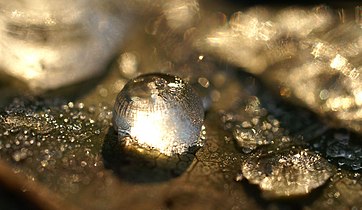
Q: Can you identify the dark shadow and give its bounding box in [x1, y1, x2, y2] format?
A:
[307, 128, 362, 173]
[0, 179, 44, 210]
[102, 127, 196, 183]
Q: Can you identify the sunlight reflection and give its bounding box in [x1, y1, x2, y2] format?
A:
[163, 0, 199, 31]
[196, 5, 362, 133]
[0, 0, 129, 91]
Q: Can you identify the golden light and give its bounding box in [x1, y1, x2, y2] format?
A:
[330, 54, 348, 70]
[130, 110, 167, 152]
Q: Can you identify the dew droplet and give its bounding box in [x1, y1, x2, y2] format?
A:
[112, 73, 204, 156]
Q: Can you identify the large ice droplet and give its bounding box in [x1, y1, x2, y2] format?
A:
[113, 73, 204, 156]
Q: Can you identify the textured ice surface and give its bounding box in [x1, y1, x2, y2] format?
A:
[223, 94, 335, 197]
[310, 129, 362, 171]
[198, 5, 362, 134]
[242, 145, 334, 197]
[222, 96, 286, 152]
[263, 22, 362, 134]
[113, 73, 204, 156]
[198, 6, 335, 74]
[0, 98, 111, 196]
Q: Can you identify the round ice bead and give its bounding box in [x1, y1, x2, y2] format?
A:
[112, 73, 204, 156]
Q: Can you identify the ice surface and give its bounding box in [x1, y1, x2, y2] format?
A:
[0, 0, 130, 91]
[198, 5, 362, 134]
[113, 73, 204, 156]
[0, 2, 361, 209]
[242, 145, 334, 197]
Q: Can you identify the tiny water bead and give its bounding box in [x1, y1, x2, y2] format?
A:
[112, 73, 205, 156]
[0, 98, 108, 195]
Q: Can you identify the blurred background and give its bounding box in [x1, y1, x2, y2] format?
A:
[0, 0, 361, 209]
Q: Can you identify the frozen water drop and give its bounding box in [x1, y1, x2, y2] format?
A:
[242, 145, 334, 198]
[112, 73, 204, 156]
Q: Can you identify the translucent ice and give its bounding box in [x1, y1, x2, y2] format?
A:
[0, 0, 130, 91]
[197, 5, 362, 134]
[113, 73, 204, 156]
[242, 145, 334, 197]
